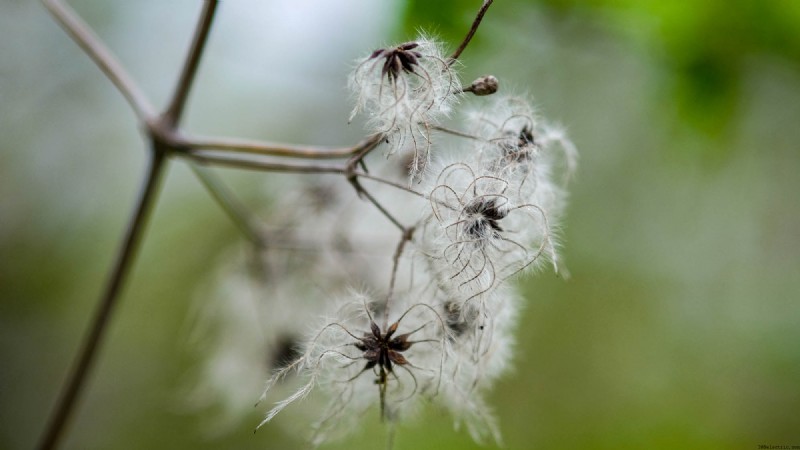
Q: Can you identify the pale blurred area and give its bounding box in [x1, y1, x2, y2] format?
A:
[2, 0, 799, 449]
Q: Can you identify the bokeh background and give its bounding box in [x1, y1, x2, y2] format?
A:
[2, 0, 800, 449]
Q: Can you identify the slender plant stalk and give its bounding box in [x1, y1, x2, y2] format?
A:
[36, 152, 168, 450]
[184, 151, 349, 174]
[183, 134, 383, 159]
[430, 124, 484, 141]
[448, 0, 494, 63]
[384, 227, 415, 329]
[162, 0, 219, 127]
[41, 0, 155, 119]
[354, 172, 426, 198]
[189, 163, 265, 247]
[356, 188, 407, 233]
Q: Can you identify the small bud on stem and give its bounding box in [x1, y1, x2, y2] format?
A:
[462, 75, 499, 96]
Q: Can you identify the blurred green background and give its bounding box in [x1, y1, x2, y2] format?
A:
[2, 0, 799, 449]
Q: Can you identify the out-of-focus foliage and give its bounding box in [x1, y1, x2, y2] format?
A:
[405, 0, 800, 159]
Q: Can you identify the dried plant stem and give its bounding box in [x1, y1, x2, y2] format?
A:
[41, 0, 383, 162]
[189, 163, 266, 248]
[448, 0, 494, 63]
[184, 151, 349, 174]
[430, 124, 484, 141]
[162, 0, 219, 126]
[187, 151, 412, 242]
[42, 0, 155, 119]
[384, 227, 415, 329]
[36, 152, 168, 450]
[186, 152, 424, 202]
[357, 188, 407, 233]
[184, 134, 383, 159]
[355, 172, 426, 198]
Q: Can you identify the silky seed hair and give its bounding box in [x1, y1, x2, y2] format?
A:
[348, 35, 461, 181]
[420, 156, 558, 304]
[257, 292, 449, 444]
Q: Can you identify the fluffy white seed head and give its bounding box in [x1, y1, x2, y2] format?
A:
[468, 95, 577, 215]
[185, 246, 321, 434]
[420, 157, 559, 304]
[349, 35, 461, 180]
[187, 178, 414, 433]
[257, 292, 448, 444]
[436, 285, 523, 445]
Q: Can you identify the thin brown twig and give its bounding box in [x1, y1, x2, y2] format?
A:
[353, 171, 426, 198]
[188, 163, 266, 247]
[162, 0, 219, 126]
[186, 151, 426, 227]
[357, 188, 407, 233]
[339, 134, 410, 233]
[347, 134, 384, 168]
[36, 152, 168, 450]
[185, 152, 428, 203]
[342, 133, 383, 188]
[182, 133, 383, 160]
[448, 0, 494, 64]
[42, 0, 156, 120]
[430, 124, 485, 141]
[384, 227, 415, 329]
[192, 151, 428, 238]
[183, 151, 348, 174]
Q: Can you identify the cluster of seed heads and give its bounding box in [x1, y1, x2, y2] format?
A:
[195, 16, 575, 450]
